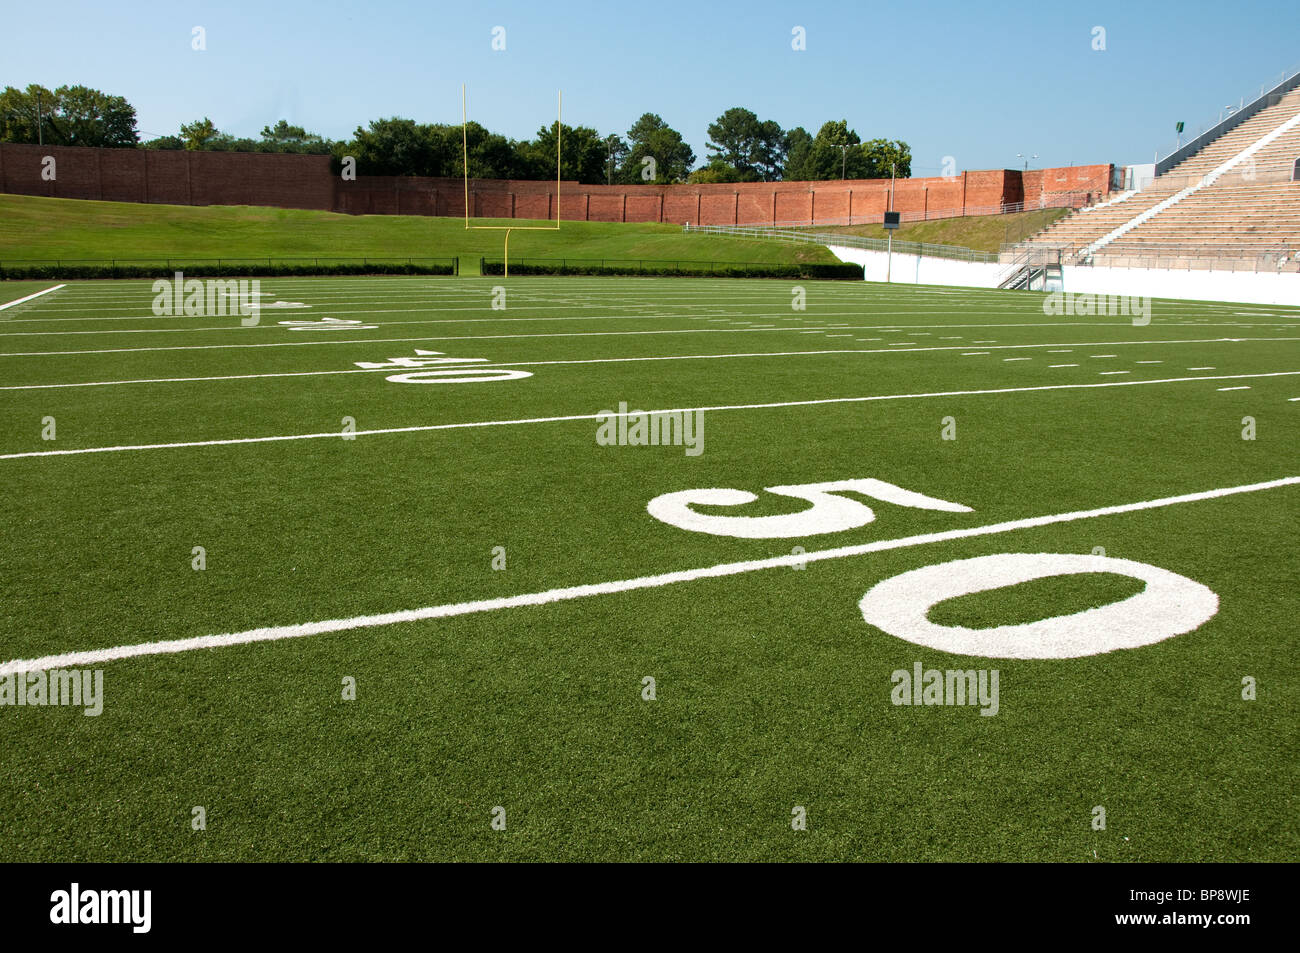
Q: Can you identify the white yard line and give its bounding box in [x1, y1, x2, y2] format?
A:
[5, 315, 1293, 338]
[2, 474, 1295, 676]
[3, 371, 1298, 461]
[0, 284, 65, 311]
[5, 337, 1289, 389]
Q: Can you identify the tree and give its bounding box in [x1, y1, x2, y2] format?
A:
[604, 134, 628, 185]
[687, 158, 745, 184]
[520, 122, 609, 184]
[258, 119, 329, 153]
[782, 126, 814, 181]
[462, 121, 525, 179]
[344, 118, 441, 175]
[860, 138, 911, 179]
[779, 120, 913, 180]
[0, 85, 47, 143]
[619, 113, 694, 184]
[180, 117, 220, 151]
[0, 84, 138, 147]
[705, 107, 785, 181]
[142, 135, 184, 150]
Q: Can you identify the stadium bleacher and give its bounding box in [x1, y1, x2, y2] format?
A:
[1015, 80, 1300, 272]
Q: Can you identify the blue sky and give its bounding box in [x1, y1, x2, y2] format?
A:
[4, 0, 1296, 174]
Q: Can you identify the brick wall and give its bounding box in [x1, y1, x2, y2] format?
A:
[0, 143, 335, 210]
[0, 143, 1110, 226]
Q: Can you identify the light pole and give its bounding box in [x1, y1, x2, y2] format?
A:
[36, 90, 42, 147]
[840, 143, 847, 180]
[1016, 152, 1038, 171]
[886, 162, 896, 283]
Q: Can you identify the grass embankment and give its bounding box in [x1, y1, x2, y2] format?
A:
[0, 194, 837, 274]
[804, 207, 1070, 252]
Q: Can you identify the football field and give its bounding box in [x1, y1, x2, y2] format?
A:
[1, 275, 1297, 861]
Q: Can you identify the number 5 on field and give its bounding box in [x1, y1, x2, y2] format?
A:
[646, 478, 972, 539]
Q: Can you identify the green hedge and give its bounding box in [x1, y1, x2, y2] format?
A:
[480, 258, 863, 280]
[0, 261, 457, 280]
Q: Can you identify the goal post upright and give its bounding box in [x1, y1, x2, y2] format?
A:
[461, 84, 562, 277]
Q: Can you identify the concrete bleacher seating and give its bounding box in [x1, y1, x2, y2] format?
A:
[1014, 80, 1300, 271]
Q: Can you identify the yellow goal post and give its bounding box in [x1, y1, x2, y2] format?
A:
[462, 84, 561, 277]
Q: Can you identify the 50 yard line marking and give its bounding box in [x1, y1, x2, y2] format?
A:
[2, 370, 1298, 460]
[2, 475, 1295, 676]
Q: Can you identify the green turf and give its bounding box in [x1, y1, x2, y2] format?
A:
[808, 207, 1070, 251]
[0, 276, 1296, 861]
[0, 193, 836, 268]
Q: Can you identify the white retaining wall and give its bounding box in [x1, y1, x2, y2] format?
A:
[826, 244, 1300, 306]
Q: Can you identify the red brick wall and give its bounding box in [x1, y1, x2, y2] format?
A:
[0, 143, 335, 210]
[1022, 164, 1111, 206]
[0, 144, 1110, 226]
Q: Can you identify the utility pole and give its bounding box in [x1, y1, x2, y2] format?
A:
[840, 144, 847, 180]
[886, 162, 895, 283]
[36, 90, 43, 147]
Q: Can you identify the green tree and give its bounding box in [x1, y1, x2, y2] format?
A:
[687, 158, 745, 184]
[781, 126, 814, 180]
[258, 119, 329, 153]
[142, 135, 184, 150]
[619, 113, 694, 184]
[781, 120, 913, 180]
[180, 117, 221, 151]
[462, 121, 524, 179]
[705, 107, 785, 181]
[343, 118, 443, 175]
[860, 137, 911, 179]
[604, 134, 628, 184]
[0, 84, 138, 146]
[520, 122, 609, 184]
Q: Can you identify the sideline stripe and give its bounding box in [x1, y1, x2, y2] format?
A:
[3, 370, 1298, 460]
[0, 284, 65, 311]
[2, 475, 1295, 676]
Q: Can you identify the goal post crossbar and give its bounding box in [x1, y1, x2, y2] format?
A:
[462, 84, 561, 235]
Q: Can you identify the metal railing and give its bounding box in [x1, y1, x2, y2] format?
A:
[477, 255, 862, 276]
[1156, 62, 1300, 175]
[1088, 243, 1299, 273]
[996, 243, 1073, 289]
[683, 223, 998, 263]
[1004, 239, 1299, 273]
[733, 192, 1096, 231]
